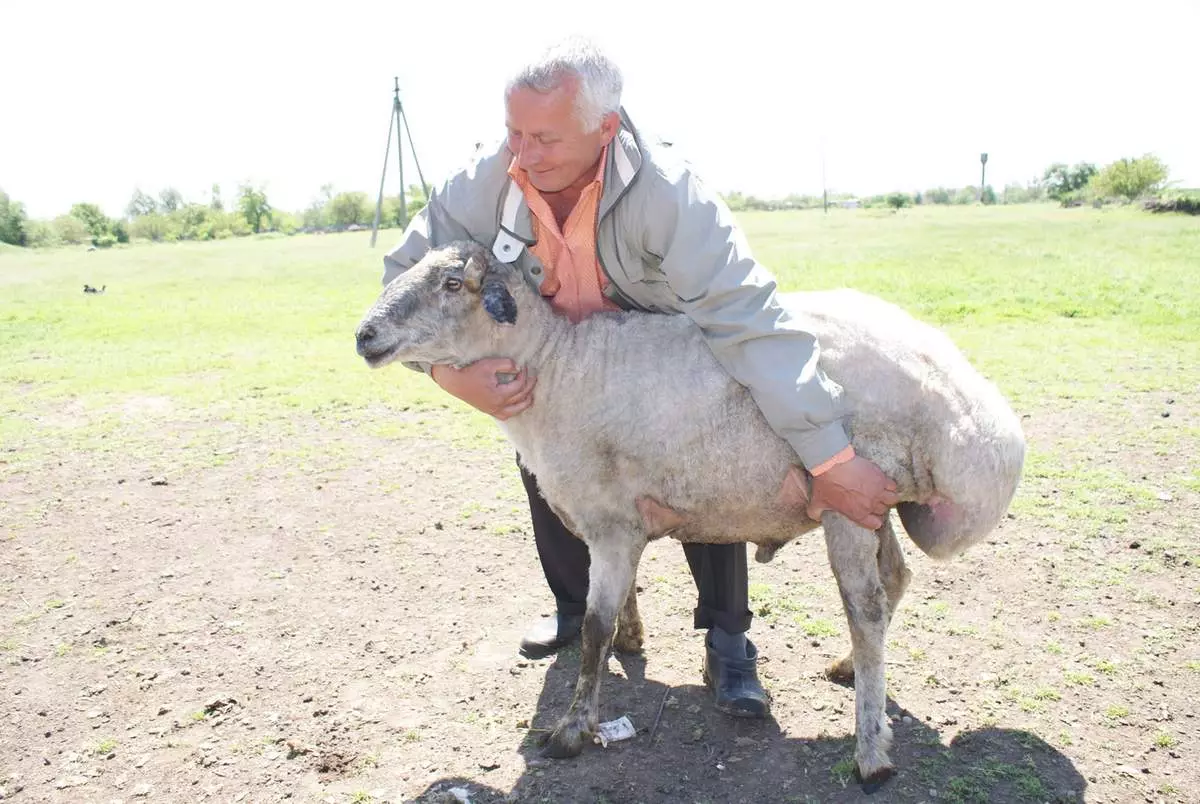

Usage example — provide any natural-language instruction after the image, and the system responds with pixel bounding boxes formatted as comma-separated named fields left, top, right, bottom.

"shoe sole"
left=703, top=669, right=770, bottom=719
left=519, top=634, right=581, bottom=660
left=715, top=701, right=769, bottom=719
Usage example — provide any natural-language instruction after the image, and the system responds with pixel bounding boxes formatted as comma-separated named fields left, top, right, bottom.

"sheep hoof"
left=825, top=653, right=855, bottom=685
left=612, top=623, right=644, bottom=654
left=856, top=725, right=895, bottom=793
left=858, top=764, right=895, bottom=794
left=541, top=723, right=587, bottom=759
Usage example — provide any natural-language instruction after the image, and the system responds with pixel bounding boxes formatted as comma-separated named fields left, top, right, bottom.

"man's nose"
left=517, top=139, right=540, bottom=168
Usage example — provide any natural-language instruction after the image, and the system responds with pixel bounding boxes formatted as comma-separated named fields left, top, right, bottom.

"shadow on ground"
left=406, top=650, right=1086, bottom=803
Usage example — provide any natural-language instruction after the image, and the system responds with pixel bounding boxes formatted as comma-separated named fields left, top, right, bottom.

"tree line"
left=0, top=182, right=429, bottom=249
left=721, top=154, right=1191, bottom=213
left=0, top=154, right=1193, bottom=249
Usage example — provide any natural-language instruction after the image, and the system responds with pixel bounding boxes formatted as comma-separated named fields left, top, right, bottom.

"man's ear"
left=598, top=110, right=620, bottom=146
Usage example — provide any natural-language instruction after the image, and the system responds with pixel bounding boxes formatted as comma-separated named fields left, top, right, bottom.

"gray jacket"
left=381, top=108, right=850, bottom=470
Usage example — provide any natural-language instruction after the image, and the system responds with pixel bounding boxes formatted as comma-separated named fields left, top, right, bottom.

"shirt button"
left=502, top=243, right=512, bottom=252
left=531, top=266, right=542, bottom=274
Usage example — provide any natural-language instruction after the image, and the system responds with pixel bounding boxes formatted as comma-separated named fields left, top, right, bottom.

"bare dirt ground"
left=1, top=395, right=1197, bottom=804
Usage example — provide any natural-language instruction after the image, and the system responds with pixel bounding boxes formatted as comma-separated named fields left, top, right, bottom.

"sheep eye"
left=444, top=277, right=463, bottom=292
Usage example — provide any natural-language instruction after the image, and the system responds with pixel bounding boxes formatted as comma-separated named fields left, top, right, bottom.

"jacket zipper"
left=594, top=144, right=649, bottom=313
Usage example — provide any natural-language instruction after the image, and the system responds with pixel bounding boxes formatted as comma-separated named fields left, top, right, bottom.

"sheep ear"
left=482, top=282, right=517, bottom=325
left=463, top=249, right=488, bottom=293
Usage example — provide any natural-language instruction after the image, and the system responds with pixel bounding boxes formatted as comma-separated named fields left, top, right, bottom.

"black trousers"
left=519, top=460, right=752, bottom=634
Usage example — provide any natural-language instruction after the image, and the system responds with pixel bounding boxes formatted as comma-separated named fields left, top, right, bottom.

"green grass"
left=830, top=756, right=857, bottom=787
left=940, top=759, right=1050, bottom=803
left=1154, top=732, right=1177, bottom=748
left=0, top=233, right=505, bottom=478
left=1104, top=704, right=1129, bottom=720
left=1064, top=671, right=1096, bottom=687
left=2, top=207, right=1198, bottom=543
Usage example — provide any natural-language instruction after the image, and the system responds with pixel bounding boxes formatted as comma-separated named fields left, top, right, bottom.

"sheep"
left=354, top=240, right=1026, bottom=789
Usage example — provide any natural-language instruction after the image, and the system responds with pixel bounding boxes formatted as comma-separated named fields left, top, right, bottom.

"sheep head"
left=355, top=241, right=519, bottom=370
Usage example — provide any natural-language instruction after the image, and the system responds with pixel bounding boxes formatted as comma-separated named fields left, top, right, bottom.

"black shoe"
left=519, top=613, right=584, bottom=659
left=703, top=637, right=770, bottom=718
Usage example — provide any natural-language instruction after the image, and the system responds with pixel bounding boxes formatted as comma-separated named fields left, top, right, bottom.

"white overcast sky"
left=2, top=0, right=1196, bottom=219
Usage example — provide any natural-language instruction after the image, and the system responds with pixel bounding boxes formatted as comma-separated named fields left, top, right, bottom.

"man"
left=381, top=37, right=899, bottom=719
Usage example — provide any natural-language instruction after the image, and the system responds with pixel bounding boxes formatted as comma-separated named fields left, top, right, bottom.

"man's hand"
left=430, top=358, right=536, bottom=421
left=807, top=456, right=900, bottom=531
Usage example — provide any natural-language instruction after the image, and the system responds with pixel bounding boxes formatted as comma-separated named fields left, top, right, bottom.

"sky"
left=2, top=0, right=1197, bottom=220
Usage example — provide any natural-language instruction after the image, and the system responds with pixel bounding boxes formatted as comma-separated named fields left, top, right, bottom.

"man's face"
left=505, top=79, right=617, bottom=195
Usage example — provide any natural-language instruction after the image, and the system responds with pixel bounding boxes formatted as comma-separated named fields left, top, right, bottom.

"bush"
left=0, top=189, right=29, bottom=246
left=173, top=204, right=215, bottom=240
left=23, top=220, right=59, bottom=248
left=52, top=215, right=91, bottom=245
left=1043, top=162, right=1097, bottom=204
left=226, top=214, right=252, bottom=237
left=1058, top=188, right=1093, bottom=208
left=69, top=203, right=113, bottom=242
left=925, top=187, right=952, bottom=205
left=327, top=191, right=371, bottom=228
left=1002, top=182, right=1046, bottom=204
left=271, top=210, right=299, bottom=235
left=1091, top=154, right=1169, bottom=203
left=130, top=213, right=180, bottom=242
left=954, top=187, right=977, bottom=205
left=1142, top=190, right=1200, bottom=215
left=981, top=185, right=997, bottom=205
left=886, top=192, right=910, bottom=209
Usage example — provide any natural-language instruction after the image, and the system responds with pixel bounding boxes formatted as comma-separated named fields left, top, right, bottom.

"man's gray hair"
left=506, top=36, right=624, bottom=131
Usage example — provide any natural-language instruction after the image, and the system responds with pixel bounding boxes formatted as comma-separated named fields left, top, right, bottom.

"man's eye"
left=444, top=277, right=463, bottom=292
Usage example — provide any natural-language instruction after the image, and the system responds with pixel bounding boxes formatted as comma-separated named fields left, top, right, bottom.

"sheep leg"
left=827, top=516, right=911, bottom=683
left=612, top=583, right=644, bottom=654
left=543, top=535, right=644, bottom=758
left=824, top=514, right=895, bottom=789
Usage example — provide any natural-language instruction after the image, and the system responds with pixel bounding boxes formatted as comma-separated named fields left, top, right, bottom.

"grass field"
left=3, top=204, right=1197, bottom=449
left=1, top=204, right=1197, bottom=803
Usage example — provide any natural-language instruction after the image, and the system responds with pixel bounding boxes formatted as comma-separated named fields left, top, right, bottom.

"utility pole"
left=980, top=153, right=988, bottom=204
left=822, top=146, right=829, bottom=214
left=371, top=78, right=429, bottom=248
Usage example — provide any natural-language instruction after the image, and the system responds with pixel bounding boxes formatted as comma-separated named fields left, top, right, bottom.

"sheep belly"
left=633, top=465, right=821, bottom=556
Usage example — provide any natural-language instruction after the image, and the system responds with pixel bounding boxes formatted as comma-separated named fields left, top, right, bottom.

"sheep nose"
left=355, top=323, right=378, bottom=353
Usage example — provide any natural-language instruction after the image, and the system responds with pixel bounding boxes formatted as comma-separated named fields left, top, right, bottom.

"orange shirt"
left=507, top=146, right=623, bottom=323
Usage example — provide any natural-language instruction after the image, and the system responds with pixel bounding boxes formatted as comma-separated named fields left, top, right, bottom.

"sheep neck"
left=494, top=287, right=583, bottom=375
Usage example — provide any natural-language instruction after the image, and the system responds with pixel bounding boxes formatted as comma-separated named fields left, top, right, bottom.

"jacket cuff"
left=791, top=421, right=852, bottom=472
left=810, top=445, right=856, bottom=476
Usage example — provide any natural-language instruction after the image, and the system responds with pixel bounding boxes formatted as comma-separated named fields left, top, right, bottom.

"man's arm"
left=648, top=171, right=849, bottom=470
left=646, top=170, right=897, bottom=528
